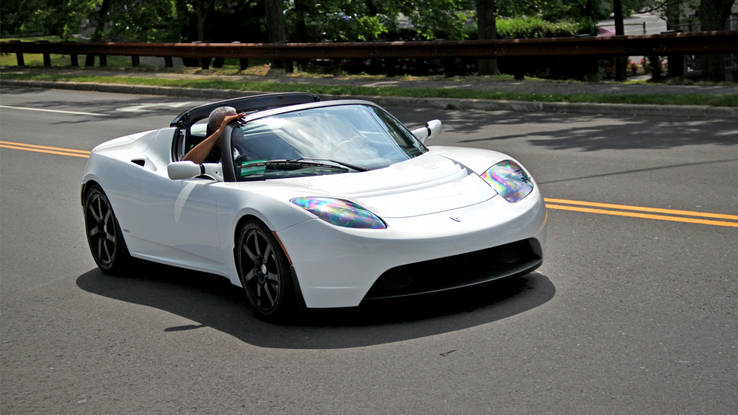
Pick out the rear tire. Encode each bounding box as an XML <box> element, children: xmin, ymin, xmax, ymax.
<box><xmin>235</xmin><ymin>219</ymin><xmax>295</xmax><ymax>321</ymax></box>
<box><xmin>83</xmin><ymin>185</ymin><xmax>131</xmax><ymax>274</ymax></box>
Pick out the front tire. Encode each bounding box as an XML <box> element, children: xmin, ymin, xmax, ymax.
<box><xmin>236</xmin><ymin>219</ymin><xmax>295</xmax><ymax>320</ymax></box>
<box><xmin>83</xmin><ymin>185</ymin><xmax>130</xmax><ymax>274</ymax></box>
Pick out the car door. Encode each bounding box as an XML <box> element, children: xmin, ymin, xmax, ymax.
<box><xmin>134</xmin><ymin>172</ymin><xmax>223</xmax><ymax>272</ymax></box>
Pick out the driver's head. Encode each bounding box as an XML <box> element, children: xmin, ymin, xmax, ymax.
<box><xmin>207</xmin><ymin>106</ymin><xmax>237</xmax><ymax>135</ymax></box>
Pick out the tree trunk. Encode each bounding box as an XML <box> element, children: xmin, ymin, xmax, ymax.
<box><xmin>294</xmin><ymin>0</ymin><xmax>309</xmax><ymax>42</ymax></box>
<box><xmin>613</xmin><ymin>0</ymin><xmax>627</xmax><ymax>81</ymax></box>
<box><xmin>195</xmin><ymin>1</ymin><xmax>210</xmax><ymax>42</ymax></box>
<box><xmin>666</xmin><ymin>0</ymin><xmax>680</xmax><ymax>30</ymax></box>
<box><xmin>666</xmin><ymin>0</ymin><xmax>684</xmax><ymax>77</ymax></box>
<box><xmin>265</xmin><ymin>0</ymin><xmax>289</xmax><ymax>70</ymax></box>
<box><xmin>92</xmin><ymin>0</ymin><xmax>111</xmax><ymax>41</ymax></box>
<box><xmin>697</xmin><ymin>0</ymin><xmax>735</xmax><ymax>81</ymax></box>
<box><xmin>293</xmin><ymin>0</ymin><xmax>309</xmax><ymax>70</ymax></box>
<box><xmin>87</xmin><ymin>0</ymin><xmax>111</xmax><ymax>67</ymax></box>
<box><xmin>476</xmin><ymin>0</ymin><xmax>499</xmax><ymax>75</ymax></box>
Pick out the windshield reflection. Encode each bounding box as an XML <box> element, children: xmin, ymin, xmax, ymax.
<box><xmin>231</xmin><ymin>104</ymin><xmax>426</xmax><ymax>181</ymax></box>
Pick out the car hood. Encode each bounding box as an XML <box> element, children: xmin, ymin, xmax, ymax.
<box><xmin>288</xmin><ymin>153</ymin><xmax>497</xmax><ymax>218</ymax></box>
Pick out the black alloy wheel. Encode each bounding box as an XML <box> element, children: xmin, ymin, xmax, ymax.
<box><xmin>84</xmin><ymin>185</ymin><xmax>130</xmax><ymax>274</ymax></box>
<box><xmin>236</xmin><ymin>219</ymin><xmax>294</xmax><ymax>319</ymax></box>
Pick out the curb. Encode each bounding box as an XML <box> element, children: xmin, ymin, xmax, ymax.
<box><xmin>2</xmin><ymin>79</ymin><xmax>737</xmax><ymax>118</ymax></box>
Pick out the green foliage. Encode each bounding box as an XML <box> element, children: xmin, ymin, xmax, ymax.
<box><xmin>497</xmin><ymin>0</ymin><xmax>600</xmax><ymax>21</ymax></box>
<box><xmin>102</xmin><ymin>0</ymin><xmax>182</xmax><ymax>41</ymax></box>
<box><xmin>496</xmin><ymin>16</ymin><xmax>592</xmax><ymax>38</ymax></box>
<box><xmin>284</xmin><ymin>1</ymin><xmax>391</xmax><ymax>42</ymax></box>
<box><xmin>285</xmin><ymin>0</ymin><xmax>476</xmax><ymax>42</ymax></box>
<box><xmin>0</xmin><ymin>0</ymin><xmax>659</xmax><ymax>44</ymax></box>
<box><xmin>0</xmin><ymin>0</ymin><xmax>99</xmax><ymax>38</ymax></box>
<box><xmin>496</xmin><ymin>0</ymin><xmax>663</xmax><ymax>21</ymax></box>
<box><xmin>398</xmin><ymin>0</ymin><xmax>476</xmax><ymax>40</ymax></box>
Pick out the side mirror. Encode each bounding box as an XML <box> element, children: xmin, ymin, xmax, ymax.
<box><xmin>411</xmin><ymin>119</ymin><xmax>443</xmax><ymax>144</ymax></box>
<box><xmin>168</xmin><ymin>161</ymin><xmax>223</xmax><ymax>181</ymax></box>
<box><xmin>168</xmin><ymin>161</ymin><xmax>203</xmax><ymax>180</ymax></box>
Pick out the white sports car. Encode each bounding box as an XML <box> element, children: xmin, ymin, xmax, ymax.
<box><xmin>82</xmin><ymin>93</ymin><xmax>546</xmax><ymax>319</ymax></box>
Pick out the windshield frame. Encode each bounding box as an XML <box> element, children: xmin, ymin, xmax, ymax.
<box><xmin>222</xmin><ymin>101</ymin><xmax>427</xmax><ymax>182</ymax></box>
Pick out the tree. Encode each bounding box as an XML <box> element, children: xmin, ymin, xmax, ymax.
<box><xmin>0</xmin><ymin>0</ymin><xmax>97</xmax><ymax>38</ymax></box>
<box><xmin>398</xmin><ymin>0</ymin><xmax>475</xmax><ymax>40</ymax></box>
<box><xmin>264</xmin><ymin>0</ymin><xmax>286</xmax><ymax>43</ymax></box>
<box><xmin>476</xmin><ymin>0</ymin><xmax>499</xmax><ymax>74</ymax></box>
<box><xmin>613</xmin><ymin>0</ymin><xmax>627</xmax><ymax>81</ymax></box>
<box><xmin>698</xmin><ymin>0</ymin><xmax>735</xmax><ymax>81</ymax></box>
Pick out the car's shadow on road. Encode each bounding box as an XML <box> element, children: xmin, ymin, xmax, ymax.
<box><xmin>76</xmin><ymin>262</ymin><xmax>554</xmax><ymax>349</ymax></box>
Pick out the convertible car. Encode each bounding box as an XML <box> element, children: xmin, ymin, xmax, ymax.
<box><xmin>82</xmin><ymin>93</ymin><xmax>546</xmax><ymax>319</ymax></box>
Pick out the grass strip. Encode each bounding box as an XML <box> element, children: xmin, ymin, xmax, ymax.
<box><xmin>2</xmin><ymin>72</ymin><xmax>736</xmax><ymax>107</ymax></box>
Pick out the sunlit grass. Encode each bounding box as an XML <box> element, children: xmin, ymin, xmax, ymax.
<box><xmin>0</xmin><ymin>52</ymin><xmax>145</xmax><ymax>68</ymax></box>
<box><xmin>2</xmin><ymin>71</ymin><xmax>736</xmax><ymax>107</ymax></box>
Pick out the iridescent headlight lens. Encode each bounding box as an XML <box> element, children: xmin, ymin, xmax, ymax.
<box><xmin>482</xmin><ymin>160</ymin><xmax>534</xmax><ymax>203</ymax></box>
<box><xmin>290</xmin><ymin>197</ymin><xmax>386</xmax><ymax>229</ymax></box>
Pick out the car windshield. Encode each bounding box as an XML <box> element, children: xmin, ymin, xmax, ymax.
<box><xmin>230</xmin><ymin>104</ymin><xmax>426</xmax><ymax>181</ymax></box>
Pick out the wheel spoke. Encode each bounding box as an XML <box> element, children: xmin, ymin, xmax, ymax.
<box><xmin>242</xmin><ymin>244</ymin><xmax>258</xmax><ymax>262</ymax></box>
<box><xmin>103</xmin><ymin>210</ymin><xmax>112</xmax><ymax>226</ymax></box>
<box><xmin>103</xmin><ymin>240</ymin><xmax>112</xmax><ymax>261</ymax></box>
<box><xmin>256</xmin><ymin>284</ymin><xmax>262</xmax><ymax>307</ymax></box>
<box><xmin>88</xmin><ymin>226</ymin><xmax>100</xmax><ymax>238</ymax></box>
<box><xmin>105</xmin><ymin>232</ymin><xmax>116</xmax><ymax>243</ymax></box>
<box><xmin>88</xmin><ymin>203</ymin><xmax>101</xmax><ymax>222</ymax></box>
<box><xmin>266</xmin><ymin>272</ymin><xmax>279</xmax><ymax>283</ymax></box>
<box><xmin>253</xmin><ymin>233</ymin><xmax>261</xmax><ymax>256</ymax></box>
<box><xmin>97</xmin><ymin>197</ymin><xmax>104</xmax><ymax>221</ymax></box>
<box><xmin>262</xmin><ymin>283</ymin><xmax>275</xmax><ymax>307</ymax></box>
<box><xmin>97</xmin><ymin>237</ymin><xmax>103</xmax><ymax>259</ymax></box>
<box><xmin>243</xmin><ymin>268</ymin><xmax>256</xmax><ymax>283</ymax></box>
<box><xmin>263</xmin><ymin>245</ymin><xmax>273</xmax><ymax>263</ymax></box>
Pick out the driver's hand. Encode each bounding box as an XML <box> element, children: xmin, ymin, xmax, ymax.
<box><xmin>220</xmin><ymin>113</ymin><xmax>245</xmax><ymax>130</ymax></box>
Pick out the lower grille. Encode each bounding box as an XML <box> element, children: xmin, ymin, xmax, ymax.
<box><xmin>364</xmin><ymin>238</ymin><xmax>541</xmax><ymax>301</ymax></box>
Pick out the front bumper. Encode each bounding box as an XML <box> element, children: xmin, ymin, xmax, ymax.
<box><xmin>277</xmin><ymin>189</ymin><xmax>547</xmax><ymax>308</ymax></box>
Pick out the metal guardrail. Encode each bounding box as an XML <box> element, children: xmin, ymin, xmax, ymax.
<box><xmin>1</xmin><ymin>31</ymin><xmax>736</xmax><ymax>68</ymax></box>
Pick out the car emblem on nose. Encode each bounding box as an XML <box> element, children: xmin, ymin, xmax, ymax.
<box><xmin>450</xmin><ymin>216</ymin><xmax>461</xmax><ymax>222</ymax></box>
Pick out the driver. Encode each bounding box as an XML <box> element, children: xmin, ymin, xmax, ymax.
<box><xmin>182</xmin><ymin>106</ymin><xmax>244</xmax><ymax>164</ymax></box>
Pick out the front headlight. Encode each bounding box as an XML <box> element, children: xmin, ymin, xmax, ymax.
<box><xmin>290</xmin><ymin>197</ymin><xmax>386</xmax><ymax>229</ymax></box>
<box><xmin>481</xmin><ymin>160</ymin><xmax>534</xmax><ymax>203</ymax></box>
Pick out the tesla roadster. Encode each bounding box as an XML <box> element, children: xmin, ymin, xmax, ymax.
<box><xmin>82</xmin><ymin>93</ymin><xmax>546</xmax><ymax>319</ymax></box>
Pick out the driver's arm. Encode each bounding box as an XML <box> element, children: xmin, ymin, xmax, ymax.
<box><xmin>182</xmin><ymin>113</ymin><xmax>243</xmax><ymax>164</ymax></box>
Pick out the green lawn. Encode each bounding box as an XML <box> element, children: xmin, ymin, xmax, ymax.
<box><xmin>2</xmin><ymin>70</ymin><xmax>736</xmax><ymax>107</ymax></box>
<box><xmin>0</xmin><ymin>52</ymin><xmax>141</xmax><ymax>68</ymax></box>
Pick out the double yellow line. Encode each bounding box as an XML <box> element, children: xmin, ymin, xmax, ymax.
<box><xmin>545</xmin><ymin>198</ymin><xmax>738</xmax><ymax>228</ymax></box>
<box><xmin>1</xmin><ymin>139</ymin><xmax>736</xmax><ymax>228</ymax></box>
<box><xmin>0</xmin><ymin>140</ymin><xmax>90</xmax><ymax>158</ymax></box>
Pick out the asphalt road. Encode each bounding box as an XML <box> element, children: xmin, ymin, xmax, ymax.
<box><xmin>1</xmin><ymin>88</ymin><xmax>736</xmax><ymax>414</ymax></box>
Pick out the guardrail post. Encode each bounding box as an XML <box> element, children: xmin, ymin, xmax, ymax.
<box><xmin>131</xmin><ymin>55</ymin><xmax>139</xmax><ymax>67</ymax></box>
<box><xmin>99</xmin><ymin>55</ymin><xmax>107</xmax><ymax>66</ymax></box>
<box><xmin>70</xmin><ymin>54</ymin><xmax>78</xmax><ymax>66</ymax></box>
<box><xmin>164</xmin><ymin>56</ymin><xmax>173</xmax><ymax>67</ymax></box>
<box><xmin>10</xmin><ymin>40</ymin><xmax>24</xmax><ymax>66</ymax></box>
<box><xmin>663</xmin><ymin>30</ymin><xmax>685</xmax><ymax>78</ymax></box>
<box><xmin>648</xmin><ymin>55</ymin><xmax>663</xmax><ymax>80</ymax></box>
<box><xmin>85</xmin><ymin>54</ymin><xmax>95</xmax><ymax>67</ymax></box>
<box><xmin>615</xmin><ymin>56</ymin><xmax>627</xmax><ymax>81</ymax></box>
<box><xmin>230</xmin><ymin>41</ymin><xmax>248</xmax><ymax>70</ymax></box>
<box><xmin>38</xmin><ymin>40</ymin><xmax>51</xmax><ymax>67</ymax></box>
<box><xmin>191</xmin><ymin>41</ymin><xmax>210</xmax><ymax>69</ymax></box>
